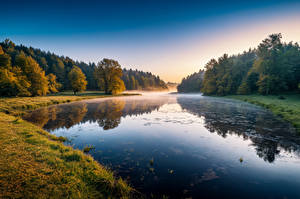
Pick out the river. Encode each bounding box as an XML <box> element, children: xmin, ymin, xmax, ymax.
<box><xmin>23</xmin><ymin>93</ymin><xmax>300</xmax><ymax>199</ymax></box>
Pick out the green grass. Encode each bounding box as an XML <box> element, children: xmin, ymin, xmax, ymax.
<box><xmin>226</xmin><ymin>94</ymin><xmax>300</xmax><ymax>134</ymax></box>
<box><xmin>0</xmin><ymin>92</ymin><xmax>137</xmax><ymax>198</ymax></box>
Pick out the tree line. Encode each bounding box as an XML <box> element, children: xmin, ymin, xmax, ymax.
<box><xmin>177</xmin><ymin>34</ymin><xmax>300</xmax><ymax>95</ymax></box>
<box><xmin>0</xmin><ymin>39</ymin><xmax>167</xmax><ymax>96</ymax></box>
<box><xmin>122</xmin><ymin>69</ymin><xmax>167</xmax><ymax>90</ymax></box>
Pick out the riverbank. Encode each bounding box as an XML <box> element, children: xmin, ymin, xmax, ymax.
<box><xmin>225</xmin><ymin>94</ymin><xmax>300</xmax><ymax>134</ymax></box>
<box><xmin>0</xmin><ymin>93</ymin><xmax>136</xmax><ymax>198</ymax></box>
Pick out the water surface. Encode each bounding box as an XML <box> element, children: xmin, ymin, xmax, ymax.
<box><xmin>24</xmin><ymin>94</ymin><xmax>300</xmax><ymax>199</ymax></box>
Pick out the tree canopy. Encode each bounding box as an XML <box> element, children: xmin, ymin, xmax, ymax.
<box><xmin>94</xmin><ymin>59</ymin><xmax>125</xmax><ymax>94</ymax></box>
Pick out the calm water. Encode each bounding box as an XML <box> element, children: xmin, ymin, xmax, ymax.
<box><xmin>24</xmin><ymin>93</ymin><xmax>300</xmax><ymax>199</ymax></box>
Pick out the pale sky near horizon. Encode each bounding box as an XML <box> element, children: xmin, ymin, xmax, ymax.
<box><xmin>1</xmin><ymin>0</ymin><xmax>300</xmax><ymax>82</ymax></box>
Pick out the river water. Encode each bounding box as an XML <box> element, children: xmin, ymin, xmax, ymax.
<box><xmin>23</xmin><ymin>93</ymin><xmax>300</xmax><ymax>199</ymax></box>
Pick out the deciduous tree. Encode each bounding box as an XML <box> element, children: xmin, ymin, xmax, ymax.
<box><xmin>94</xmin><ymin>59</ymin><xmax>125</xmax><ymax>94</ymax></box>
<box><xmin>68</xmin><ymin>66</ymin><xmax>87</xmax><ymax>95</ymax></box>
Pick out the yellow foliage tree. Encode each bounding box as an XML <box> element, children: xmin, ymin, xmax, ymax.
<box><xmin>47</xmin><ymin>73</ymin><xmax>61</xmax><ymax>93</ymax></box>
<box><xmin>15</xmin><ymin>52</ymin><xmax>49</xmax><ymax>96</ymax></box>
<box><xmin>68</xmin><ymin>66</ymin><xmax>87</xmax><ymax>95</ymax></box>
<box><xmin>94</xmin><ymin>58</ymin><xmax>125</xmax><ymax>94</ymax></box>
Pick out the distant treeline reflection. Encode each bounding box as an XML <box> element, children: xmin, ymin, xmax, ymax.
<box><xmin>23</xmin><ymin>98</ymin><xmax>167</xmax><ymax>131</ymax></box>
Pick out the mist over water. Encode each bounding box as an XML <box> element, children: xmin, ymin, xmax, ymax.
<box><xmin>24</xmin><ymin>93</ymin><xmax>300</xmax><ymax>199</ymax></box>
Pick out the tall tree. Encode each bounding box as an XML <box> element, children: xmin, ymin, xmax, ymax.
<box><xmin>94</xmin><ymin>59</ymin><xmax>125</xmax><ymax>94</ymax></box>
<box><xmin>15</xmin><ymin>52</ymin><xmax>49</xmax><ymax>96</ymax></box>
<box><xmin>68</xmin><ymin>66</ymin><xmax>87</xmax><ymax>95</ymax></box>
<box><xmin>47</xmin><ymin>73</ymin><xmax>61</xmax><ymax>93</ymax></box>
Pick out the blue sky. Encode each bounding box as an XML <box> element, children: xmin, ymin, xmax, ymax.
<box><xmin>1</xmin><ymin>0</ymin><xmax>300</xmax><ymax>82</ymax></box>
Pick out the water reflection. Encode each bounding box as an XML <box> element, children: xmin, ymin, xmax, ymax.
<box><xmin>24</xmin><ymin>95</ymin><xmax>300</xmax><ymax>164</ymax></box>
<box><xmin>176</xmin><ymin>96</ymin><xmax>300</xmax><ymax>163</ymax></box>
<box><xmin>24</xmin><ymin>97</ymin><xmax>168</xmax><ymax>131</ymax></box>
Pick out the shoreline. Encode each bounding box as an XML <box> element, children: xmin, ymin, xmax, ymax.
<box><xmin>224</xmin><ymin>94</ymin><xmax>300</xmax><ymax>134</ymax></box>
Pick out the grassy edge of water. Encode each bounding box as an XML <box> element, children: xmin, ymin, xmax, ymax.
<box><xmin>0</xmin><ymin>93</ymin><xmax>138</xmax><ymax>198</ymax></box>
<box><xmin>224</xmin><ymin>94</ymin><xmax>300</xmax><ymax>134</ymax></box>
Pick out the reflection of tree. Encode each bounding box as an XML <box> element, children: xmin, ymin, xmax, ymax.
<box><xmin>177</xmin><ymin>96</ymin><xmax>300</xmax><ymax>163</ymax></box>
<box><xmin>23</xmin><ymin>107</ymin><xmax>50</xmax><ymax>127</ymax></box>
<box><xmin>95</xmin><ymin>100</ymin><xmax>125</xmax><ymax>130</ymax></box>
<box><xmin>24</xmin><ymin>103</ymin><xmax>87</xmax><ymax>131</ymax></box>
<box><xmin>62</xmin><ymin>103</ymin><xmax>88</xmax><ymax>128</ymax></box>
<box><xmin>24</xmin><ymin>98</ymin><xmax>167</xmax><ymax>131</ymax></box>
<box><xmin>251</xmin><ymin>137</ymin><xmax>280</xmax><ymax>163</ymax></box>
<box><xmin>23</xmin><ymin>106</ymin><xmax>60</xmax><ymax>128</ymax></box>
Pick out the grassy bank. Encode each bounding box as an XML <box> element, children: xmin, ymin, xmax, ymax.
<box><xmin>0</xmin><ymin>92</ymin><xmax>136</xmax><ymax>198</ymax></box>
<box><xmin>226</xmin><ymin>94</ymin><xmax>300</xmax><ymax>134</ymax></box>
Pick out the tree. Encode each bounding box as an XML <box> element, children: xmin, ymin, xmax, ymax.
<box><xmin>177</xmin><ymin>70</ymin><xmax>204</xmax><ymax>93</ymax></box>
<box><xmin>254</xmin><ymin>33</ymin><xmax>288</xmax><ymax>94</ymax></box>
<box><xmin>94</xmin><ymin>58</ymin><xmax>125</xmax><ymax>94</ymax></box>
<box><xmin>0</xmin><ymin>50</ymin><xmax>31</xmax><ymax>96</ymax></box>
<box><xmin>130</xmin><ymin>76</ymin><xmax>136</xmax><ymax>90</ymax></box>
<box><xmin>0</xmin><ymin>67</ymin><xmax>31</xmax><ymax>96</ymax></box>
<box><xmin>47</xmin><ymin>73</ymin><xmax>61</xmax><ymax>93</ymax></box>
<box><xmin>201</xmin><ymin>59</ymin><xmax>218</xmax><ymax>95</ymax></box>
<box><xmin>68</xmin><ymin>66</ymin><xmax>87</xmax><ymax>95</ymax></box>
<box><xmin>15</xmin><ymin>52</ymin><xmax>49</xmax><ymax>96</ymax></box>
<box><xmin>0</xmin><ymin>45</ymin><xmax>4</xmax><ymax>54</ymax></box>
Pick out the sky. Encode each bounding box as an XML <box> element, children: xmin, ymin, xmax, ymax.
<box><xmin>1</xmin><ymin>0</ymin><xmax>300</xmax><ymax>82</ymax></box>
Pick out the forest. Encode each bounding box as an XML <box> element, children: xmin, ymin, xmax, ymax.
<box><xmin>177</xmin><ymin>34</ymin><xmax>300</xmax><ymax>95</ymax></box>
<box><xmin>0</xmin><ymin>39</ymin><xmax>167</xmax><ymax>97</ymax></box>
